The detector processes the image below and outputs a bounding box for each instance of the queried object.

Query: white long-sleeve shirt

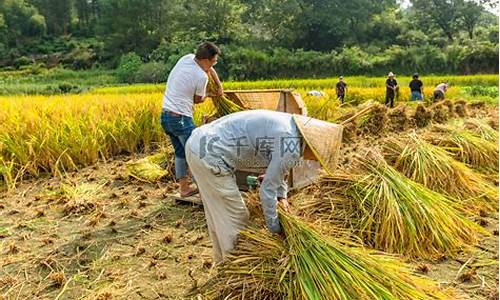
[187,110,302,232]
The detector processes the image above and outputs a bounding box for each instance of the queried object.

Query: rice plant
[0,93,167,185]
[91,74,498,95]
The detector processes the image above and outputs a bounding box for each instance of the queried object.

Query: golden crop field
[0,75,497,190]
[92,74,499,94]
[0,74,498,300]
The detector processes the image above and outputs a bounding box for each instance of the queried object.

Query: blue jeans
[160,111,196,179]
[411,91,423,101]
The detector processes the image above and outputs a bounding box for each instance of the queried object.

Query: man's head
[339,76,344,82]
[413,73,419,79]
[195,42,221,71]
[388,72,395,78]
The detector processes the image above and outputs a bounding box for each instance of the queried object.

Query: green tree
[96,0,166,60]
[0,0,46,47]
[241,0,398,50]
[173,0,248,45]
[458,0,485,39]
[28,0,72,35]
[411,0,462,41]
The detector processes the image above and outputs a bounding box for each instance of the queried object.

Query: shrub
[134,62,168,83]
[116,52,142,83]
[57,82,82,94]
[13,56,34,69]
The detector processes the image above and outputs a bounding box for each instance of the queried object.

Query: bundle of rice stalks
[424,124,499,174]
[412,103,432,128]
[453,100,468,117]
[430,102,449,124]
[294,181,354,231]
[207,76,245,117]
[488,113,499,130]
[387,105,410,131]
[462,118,499,142]
[198,212,451,300]
[383,133,498,211]
[125,150,173,183]
[329,101,380,142]
[45,182,105,215]
[357,103,387,135]
[340,120,357,143]
[442,100,456,118]
[198,228,287,300]
[321,151,485,258]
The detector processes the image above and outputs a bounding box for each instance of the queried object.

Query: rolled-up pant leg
[185,148,249,263]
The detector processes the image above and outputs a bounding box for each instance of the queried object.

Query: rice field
[0,74,498,299]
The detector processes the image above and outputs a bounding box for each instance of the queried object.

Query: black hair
[195,42,221,60]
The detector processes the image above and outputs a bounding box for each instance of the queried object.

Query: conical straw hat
[292,115,343,176]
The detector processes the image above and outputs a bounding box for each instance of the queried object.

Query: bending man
[185,110,343,263]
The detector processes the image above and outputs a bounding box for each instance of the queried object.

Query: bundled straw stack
[461,118,499,142]
[198,211,451,300]
[302,150,485,258]
[383,132,498,211]
[423,124,499,174]
[207,75,245,117]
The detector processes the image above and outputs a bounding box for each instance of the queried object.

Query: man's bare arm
[208,67,223,96]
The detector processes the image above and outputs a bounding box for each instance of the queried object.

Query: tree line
[0,0,498,80]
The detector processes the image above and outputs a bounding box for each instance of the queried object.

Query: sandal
[180,188,199,198]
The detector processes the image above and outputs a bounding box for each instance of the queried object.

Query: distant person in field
[433,81,448,102]
[336,76,348,103]
[409,73,424,101]
[385,72,398,108]
[161,42,223,197]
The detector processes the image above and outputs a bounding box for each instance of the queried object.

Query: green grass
[0,68,117,95]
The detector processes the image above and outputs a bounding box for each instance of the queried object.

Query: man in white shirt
[160,42,223,197]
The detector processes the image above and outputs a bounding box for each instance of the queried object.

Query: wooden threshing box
[222,89,322,191]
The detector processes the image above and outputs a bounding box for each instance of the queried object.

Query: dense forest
[0,0,498,81]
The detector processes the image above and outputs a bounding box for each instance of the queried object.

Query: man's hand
[257,174,265,184]
[213,87,224,97]
[278,198,290,213]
